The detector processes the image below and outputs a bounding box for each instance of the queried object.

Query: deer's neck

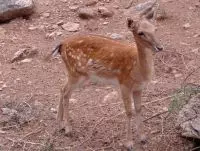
[135,41,154,81]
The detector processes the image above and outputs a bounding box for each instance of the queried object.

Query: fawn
[47,1,163,150]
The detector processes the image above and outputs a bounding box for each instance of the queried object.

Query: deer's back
[60,35,139,83]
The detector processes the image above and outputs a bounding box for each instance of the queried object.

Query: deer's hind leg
[57,77,73,135]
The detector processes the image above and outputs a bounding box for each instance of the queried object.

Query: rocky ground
[0,0,200,150]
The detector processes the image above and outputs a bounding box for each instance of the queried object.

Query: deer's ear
[127,18,137,30]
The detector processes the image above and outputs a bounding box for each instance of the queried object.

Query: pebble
[21,58,32,63]
[69,5,79,11]
[57,20,64,26]
[109,33,124,40]
[42,12,50,18]
[78,8,97,19]
[98,6,114,17]
[183,23,191,29]
[85,0,98,6]
[1,108,17,116]
[61,22,80,32]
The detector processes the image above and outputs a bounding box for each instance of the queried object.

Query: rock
[50,108,57,113]
[109,33,124,40]
[0,83,7,91]
[1,108,17,116]
[177,94,200,139]
[42,12,50,18]
[102,21,109,25]
[193,33,200,38]
[174,73,182,78]
[69,5,79,11]
[52,24,59,29]
[57,20,64,26]
[28,25,38,31]
[183,23,191,29]
[0,0,35,22]
[69,98,78,103]
[98,6,114,17]
[103,91,118,103]
[11,48,38,63]
[78,8,97,19]
[85,0,98,6]
[21,58,32,63]
[61,22,80,32]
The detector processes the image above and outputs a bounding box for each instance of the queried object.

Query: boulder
[177,94,200,139]
[0,0,35,22]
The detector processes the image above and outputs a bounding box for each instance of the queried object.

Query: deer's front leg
[133,91,146,144]
[120,85,134,151]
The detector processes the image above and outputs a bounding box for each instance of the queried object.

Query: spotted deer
[47,1,163,150]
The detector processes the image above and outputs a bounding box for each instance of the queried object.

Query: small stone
[52,24,59,29]
[98,7,114,17]
[85,0,98,6]
[28,26,37,30]
[0,130,6,134]
[1,108,17,116]
[61,0,67,3]
[192,48,199,54]
[21,58,32,63]
[11,48,38,63]
[78,8,97,19]
[61,22,80,32]
[42,12,50,18]
[183,23,191,29]
[110,33,124,40]
[50,108,57,113]
[193,33,200,38]
[174,73,182,78]
[102,21,109,25]
[69,5,79,11]
[69,98,78,103]
[46,32,56,39]
[56,31,62,36]
[57,20,64,26]
[163,107,168,112]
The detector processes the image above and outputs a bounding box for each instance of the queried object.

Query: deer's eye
[138,32,145,36]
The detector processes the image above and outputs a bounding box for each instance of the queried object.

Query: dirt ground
[0,0,200,150]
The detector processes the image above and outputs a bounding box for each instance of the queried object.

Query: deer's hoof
[64,125,72,137]
[140,134,147,144]
[124,141,134,151]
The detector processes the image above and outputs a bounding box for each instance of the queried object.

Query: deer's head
[127,0,163,52]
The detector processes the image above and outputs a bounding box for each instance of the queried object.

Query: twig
[142,95,174,106]
[191,146,200,151]
[143,110,168,122]
[55,146,71,150]
[6,137,45,147]
[182,66,200,87]
[22,127,43,139]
